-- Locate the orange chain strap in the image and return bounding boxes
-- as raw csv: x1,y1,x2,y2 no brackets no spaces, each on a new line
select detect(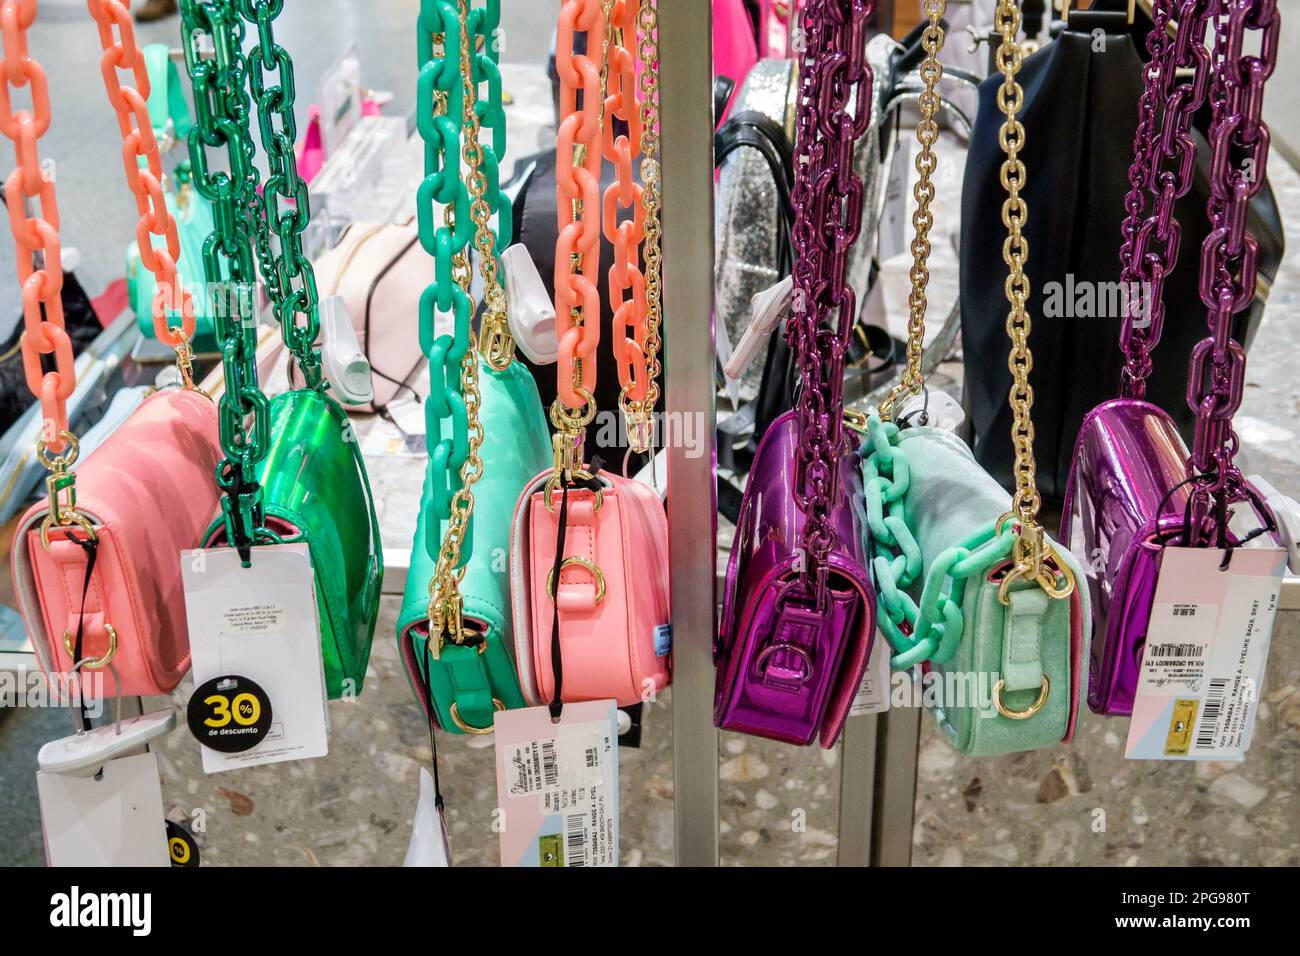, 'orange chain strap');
1,0,72,453
603,0,648,447
87,0,197,360
553,0,604,448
